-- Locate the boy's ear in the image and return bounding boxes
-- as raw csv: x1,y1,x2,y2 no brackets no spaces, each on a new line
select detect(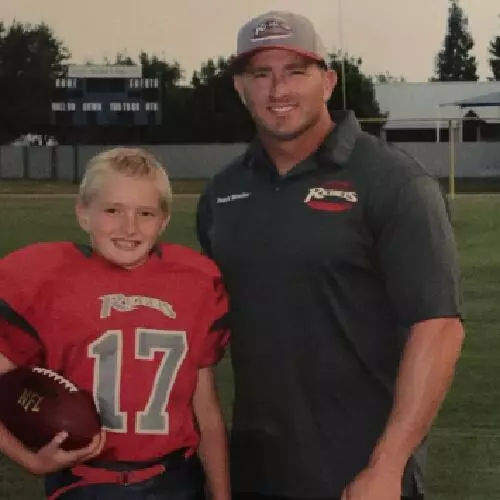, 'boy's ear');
75,202,90,233
160,214,171,233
